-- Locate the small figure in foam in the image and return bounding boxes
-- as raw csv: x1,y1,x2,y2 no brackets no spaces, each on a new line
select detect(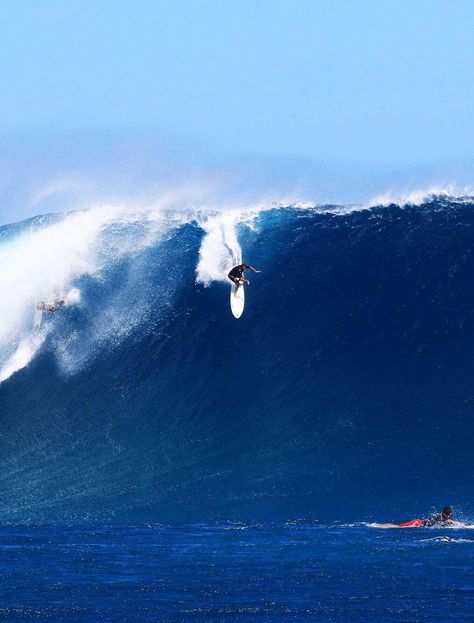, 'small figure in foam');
36,288,65,313
36,299,65,313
